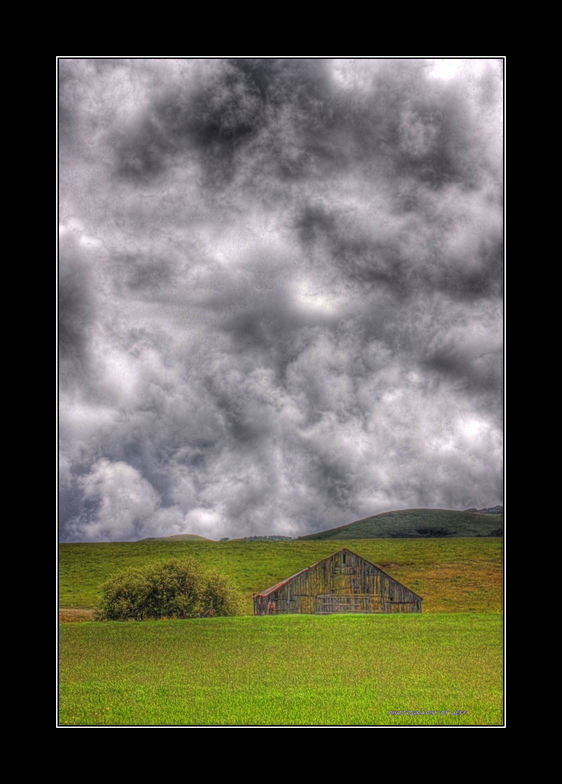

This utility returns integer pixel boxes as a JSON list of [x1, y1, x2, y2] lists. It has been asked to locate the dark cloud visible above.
[[112, 59, 269, 186], [110, 58, 492, 192], [58, 231, 98, 387], [113, 253, 175, 297], [59, 58, 503, 541], [58, 259, 92, 360]]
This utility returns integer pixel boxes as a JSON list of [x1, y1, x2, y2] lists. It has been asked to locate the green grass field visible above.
[[59, 613, 503, 726], [58, 538, 503, 726], [59, 537, 502, 614], [298, 508, 503, 540]]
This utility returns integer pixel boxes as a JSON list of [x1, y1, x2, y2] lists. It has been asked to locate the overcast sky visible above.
[[59, 58, 503, 542]]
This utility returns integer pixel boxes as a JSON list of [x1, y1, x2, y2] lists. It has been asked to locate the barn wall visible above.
[[253, 550, 422, 615]]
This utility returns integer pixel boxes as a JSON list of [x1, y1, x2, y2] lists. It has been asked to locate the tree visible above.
[[96, 558, 243, 620]]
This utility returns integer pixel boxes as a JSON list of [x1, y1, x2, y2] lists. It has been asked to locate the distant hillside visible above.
[[298, 508, 504, 541], [137, 533, 213, 542], [224, 536, 293, 542], [464, 506, 503, 515]]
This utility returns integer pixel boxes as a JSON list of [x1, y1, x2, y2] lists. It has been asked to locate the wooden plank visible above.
[[253, 548, 423, 615]]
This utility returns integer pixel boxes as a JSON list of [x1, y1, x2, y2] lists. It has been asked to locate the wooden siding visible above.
[[253, 548, 422, 615]]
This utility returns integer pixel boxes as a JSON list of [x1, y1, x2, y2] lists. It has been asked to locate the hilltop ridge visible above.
[[298, 507, 503, 540]]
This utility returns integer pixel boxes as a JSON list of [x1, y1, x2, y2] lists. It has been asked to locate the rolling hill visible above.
[[298, 508, 503, 540], [59, 537, 502, 614], [137, 533, 213, 542]]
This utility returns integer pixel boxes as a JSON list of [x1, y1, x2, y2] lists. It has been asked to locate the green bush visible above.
[[96, 558, 243, 621]]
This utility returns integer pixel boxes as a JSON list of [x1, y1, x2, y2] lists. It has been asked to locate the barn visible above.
[[253, 548, 422, 615]]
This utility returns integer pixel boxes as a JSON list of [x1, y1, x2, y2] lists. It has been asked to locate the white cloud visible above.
[[70, 459, 161, 541]]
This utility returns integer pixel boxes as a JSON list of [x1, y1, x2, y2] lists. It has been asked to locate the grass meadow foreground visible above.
[[58, 538, 503, 726], [59, 613, 502, 726]]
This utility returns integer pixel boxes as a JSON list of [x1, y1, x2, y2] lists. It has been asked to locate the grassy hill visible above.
[[298, 508, 503, 540], [59, 537, 502, 615], [137, 533, 213, 542]]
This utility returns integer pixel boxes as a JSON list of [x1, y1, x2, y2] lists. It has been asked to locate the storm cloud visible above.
[[58, 58, 503, 541]]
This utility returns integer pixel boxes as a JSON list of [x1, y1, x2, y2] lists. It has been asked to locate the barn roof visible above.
[[253, 564, 318, 598], [253, 547, 423, 600]]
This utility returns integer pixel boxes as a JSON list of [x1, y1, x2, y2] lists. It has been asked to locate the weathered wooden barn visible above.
[[253, 548, 422, 615]]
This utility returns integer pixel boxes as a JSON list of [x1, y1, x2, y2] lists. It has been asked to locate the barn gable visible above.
[[253, 548, 422, 615]]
